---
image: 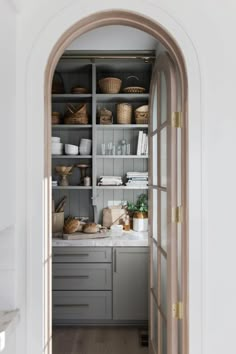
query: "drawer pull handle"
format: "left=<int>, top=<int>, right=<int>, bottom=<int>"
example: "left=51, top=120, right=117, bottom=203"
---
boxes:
left=54, top=304, right=89, bottom=308
left=114, top=249, right=117, bottom=273
left=54, top=253, right=89, bottom=257
left=54, top=275, right=89, bottom=279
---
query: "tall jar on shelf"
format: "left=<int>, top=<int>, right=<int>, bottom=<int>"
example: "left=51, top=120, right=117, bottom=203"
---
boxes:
left=127, top=194, right=148, bottom=232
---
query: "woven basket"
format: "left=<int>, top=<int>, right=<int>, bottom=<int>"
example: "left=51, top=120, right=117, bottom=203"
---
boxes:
left=135, top=105, right=149, bottom=124
left=64, top=103, right=88, bottom=125
left=99, top=77, right=122, bottom=94
left=52, top=112, right=61, bottom=125
left=117, top=103, right=132, bottom=124
left=123, top=76, right=145, bottom=94
left=99, top=108, right=113, bottom=125
left=71, top=87, right=88, bottom=94
left=52, top=72, right=65, bottom=94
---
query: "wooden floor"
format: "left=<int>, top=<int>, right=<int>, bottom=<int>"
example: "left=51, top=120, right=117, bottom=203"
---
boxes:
left=53, top=326, right=148, bottom=354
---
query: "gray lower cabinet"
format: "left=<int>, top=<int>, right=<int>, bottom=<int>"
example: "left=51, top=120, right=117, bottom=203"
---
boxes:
left=113, top=247, right=149, bottom=321
left=53, top=291, right=112, bottom=320
left=52, top=246, right=148, bottom=324
left=52, top=247, right=112, bottom=263
left=52, top=263, right=112, bottom=290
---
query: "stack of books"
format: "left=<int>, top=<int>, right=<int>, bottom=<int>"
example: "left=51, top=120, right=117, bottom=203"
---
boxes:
left=98, top=176, right=123, bottom=186
left=126, top=172, right=148, bottom=187
left=137, top=130, right=148, bottom=156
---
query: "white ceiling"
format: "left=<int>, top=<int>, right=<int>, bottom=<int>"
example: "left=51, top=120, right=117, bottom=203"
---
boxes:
left=66, top=25, right=159, bottom=51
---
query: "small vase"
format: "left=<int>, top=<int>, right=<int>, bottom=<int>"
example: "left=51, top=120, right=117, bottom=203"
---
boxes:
left=133, top=211, right=148, bottom=232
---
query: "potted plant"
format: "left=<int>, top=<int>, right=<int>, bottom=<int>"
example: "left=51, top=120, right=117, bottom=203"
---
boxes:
left=127, top=193, right=148, bottom=232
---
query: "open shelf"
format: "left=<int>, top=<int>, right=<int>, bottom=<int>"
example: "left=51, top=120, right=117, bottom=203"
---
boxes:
left=52, top=155, right=92, bottom=159
left=96, top=124, right=148, bottom=129
left=96, top=155, right=148, bottom=159
left=52, top=125, right=92, bottom=129
left=96, top=186, right=149, bottom=190
left=52, top=94, right=92, bottom=102
left=52, top=186, right=92, bottom=190
left=96, top=93, right=149, bottom=102
left=51, top=51, right=151, bottom=224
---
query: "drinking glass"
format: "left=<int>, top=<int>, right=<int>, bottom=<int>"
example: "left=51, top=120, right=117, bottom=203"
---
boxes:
left=126, top=143, right=131, bottom=155
left=101, top=143, right=106, bottom=155
left=107, top=142, right=113, bottom=155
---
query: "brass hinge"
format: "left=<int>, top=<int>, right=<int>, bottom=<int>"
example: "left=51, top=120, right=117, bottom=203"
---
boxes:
left=172, top=206, right=183, bottom=223
left=172, top=302, right=183, bottom=320
left=172, top=112, right=183, bottom=128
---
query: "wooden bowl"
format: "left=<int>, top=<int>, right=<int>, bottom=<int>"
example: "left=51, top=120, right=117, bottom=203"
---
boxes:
left=55, top=166, right=73, bottom=174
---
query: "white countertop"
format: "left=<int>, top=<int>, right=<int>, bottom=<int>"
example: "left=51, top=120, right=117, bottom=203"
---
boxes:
left=52, top=230, right=149, bottom=247
left=0, top=310, right=19, bottom=352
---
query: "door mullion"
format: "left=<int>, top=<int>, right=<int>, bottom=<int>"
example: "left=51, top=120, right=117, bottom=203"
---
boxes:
left=167, top=61, right=178, bottom=354
left=157, top=71, right=162, bottom=354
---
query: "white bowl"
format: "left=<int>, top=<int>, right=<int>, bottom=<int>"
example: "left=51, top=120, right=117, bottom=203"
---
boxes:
left=65, top=144, right=79, bottom=155
left=51, top=136, right=61, bottom=143
left=52, top=142, right=63, bottom=155
left=79, top=139, right=92, bottom=155
left=110, top=224, right=123, bottom=235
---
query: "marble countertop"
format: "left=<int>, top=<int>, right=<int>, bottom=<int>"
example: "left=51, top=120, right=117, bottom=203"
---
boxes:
left=0, top=310, right=19, bottom=352
left=52, top=230, right=149, bottom=247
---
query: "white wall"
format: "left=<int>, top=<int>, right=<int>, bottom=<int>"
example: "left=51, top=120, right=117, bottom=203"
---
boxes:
left=0, top=1, right=17, bottom=352
left=9, top=1, right=236, bottom=354
left=67, top=25, right=157, bottom=50
left=0, top=0, right=16, bottom=232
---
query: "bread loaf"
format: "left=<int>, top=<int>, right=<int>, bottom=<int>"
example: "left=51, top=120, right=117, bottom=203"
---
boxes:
left=63, top=217, right=80, bottom=234
left=82, top=223, right=99, bottom=234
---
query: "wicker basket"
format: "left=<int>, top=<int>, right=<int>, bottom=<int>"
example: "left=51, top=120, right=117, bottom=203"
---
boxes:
left=135, top=105, right=149, bottom=124
left=71, top=87, right=88, bottom=94
left=99, top=77, right=122, bottom=94
left=52, top=112, right=61, bottom=125
left=117, top=103, right=132, bottom=124
left=99, top=108, right=113, bottom=125
left=123, top=75, right=145, bottom=94
left=52, top=72, right=65, bottom=94
left=64, top=103, right=88, bottom=125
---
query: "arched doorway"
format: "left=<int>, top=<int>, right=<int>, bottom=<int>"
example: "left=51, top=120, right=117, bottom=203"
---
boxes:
left=44, top=11, right=188, bottom=354
left=21, top=2, right=206, bottom=351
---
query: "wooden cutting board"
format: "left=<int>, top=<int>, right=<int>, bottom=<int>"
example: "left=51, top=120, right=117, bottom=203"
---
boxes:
left=63, top=231, right=110, bottom=240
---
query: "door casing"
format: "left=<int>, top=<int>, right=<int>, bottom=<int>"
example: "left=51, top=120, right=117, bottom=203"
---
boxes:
left=43, top=10, right=188, bottom=354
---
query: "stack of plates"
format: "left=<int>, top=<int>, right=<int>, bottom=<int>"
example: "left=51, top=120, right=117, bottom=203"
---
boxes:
left=52, top=136, right=63, bottom=155
left=79, top=138, right=92, bottom=155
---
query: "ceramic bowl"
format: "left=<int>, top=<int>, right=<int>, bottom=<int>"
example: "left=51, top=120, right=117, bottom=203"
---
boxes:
left=79, top=139, right=92, bottom=155
left=51, top=136, right=61, bottom=143
left=52, top=142, right=63, bottom=155
left=110, top=224, right=123, bottom=235
left=65, top=144, right=79, bottom=155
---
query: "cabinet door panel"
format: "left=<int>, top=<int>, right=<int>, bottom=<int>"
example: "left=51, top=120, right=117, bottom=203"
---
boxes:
left=113, top=247, right=148, bottom=320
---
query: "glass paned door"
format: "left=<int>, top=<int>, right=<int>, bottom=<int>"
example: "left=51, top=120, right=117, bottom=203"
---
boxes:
left=149, top=52, right=181, bottom=354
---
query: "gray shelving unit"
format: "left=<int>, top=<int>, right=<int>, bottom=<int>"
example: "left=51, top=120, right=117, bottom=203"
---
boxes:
left=51, top=51, right=152, bottom=223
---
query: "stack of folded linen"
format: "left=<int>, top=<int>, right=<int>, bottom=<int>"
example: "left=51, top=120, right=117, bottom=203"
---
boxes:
left=126, top=172, right=148, bottom=187
left=52, top=180, right=58, bottom=187
left=98, top=176, right=123, bottom=186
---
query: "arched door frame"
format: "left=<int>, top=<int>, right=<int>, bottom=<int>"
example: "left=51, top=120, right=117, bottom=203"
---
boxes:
left=23, top=7, right=203, bottom=354
left=45, top=11, right=188, bottom=353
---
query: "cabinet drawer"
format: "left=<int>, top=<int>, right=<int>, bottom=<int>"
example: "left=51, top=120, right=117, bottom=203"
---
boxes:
left=53, top=291, right=112, bottom=320
left=52, top=263, right=112, bottom=290
left=52, top=247, right=112, bottom=263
